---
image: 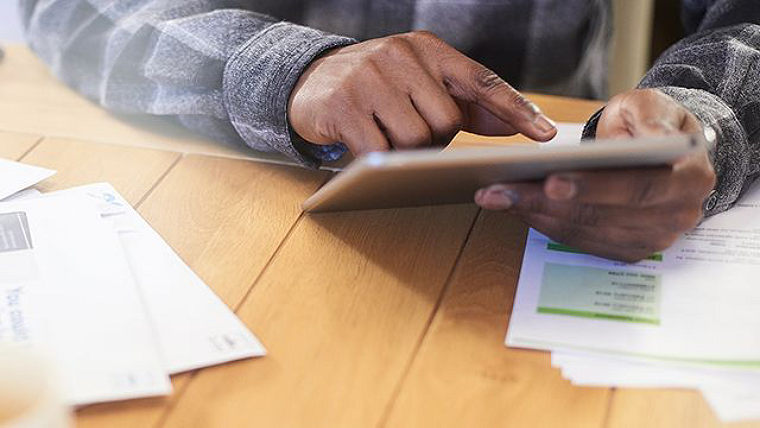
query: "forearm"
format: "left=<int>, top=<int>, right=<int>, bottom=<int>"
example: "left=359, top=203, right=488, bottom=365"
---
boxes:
left=19, top=0, right=354, bottom=166
left=637, top=1, right=760, bottom=215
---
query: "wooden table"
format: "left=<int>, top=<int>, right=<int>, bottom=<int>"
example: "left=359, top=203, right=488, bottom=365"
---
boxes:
left=0, top=44, right=753, bottom=428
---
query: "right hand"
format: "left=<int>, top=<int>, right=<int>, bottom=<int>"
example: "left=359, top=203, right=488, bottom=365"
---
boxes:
left=288, top=31, right=557, bottom=156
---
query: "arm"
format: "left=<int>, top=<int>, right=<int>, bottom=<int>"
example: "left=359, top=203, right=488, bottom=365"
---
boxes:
left=582, top=0, right=760, bottom=214
left=476, top=0, right=760, bottom=262
left=636, top=0, right=760, bottom=215
left=18, top=0, right=355, bottom=166
left=20, top=1, right=558, bottom=167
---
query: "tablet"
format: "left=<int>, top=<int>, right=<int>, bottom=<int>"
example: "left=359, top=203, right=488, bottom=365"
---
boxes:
left=303, top=130, right=714, bottom=213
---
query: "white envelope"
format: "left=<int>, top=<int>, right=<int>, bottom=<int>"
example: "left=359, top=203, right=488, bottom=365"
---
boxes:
left=49, top=184, right=266, bottom=373
left=0, top=158, right=55, bottom=200
left=0, top=194, right=171, bottom=405
left=1, top=188, right=42, bottom=202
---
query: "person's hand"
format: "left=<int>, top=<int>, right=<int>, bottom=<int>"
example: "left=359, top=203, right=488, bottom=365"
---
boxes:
left=475, top=89, right=716, bottom=262
left=288, top=31, right=557, bottom=156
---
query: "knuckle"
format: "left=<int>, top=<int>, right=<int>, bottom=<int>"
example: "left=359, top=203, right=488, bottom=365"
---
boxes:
left=555, top=226, right=582, bottom=246
left=629, top=177, right=659, bottom=206
left=376, top=36, right=413, bottom=59
left=352, top=56, right=382, bottom=79
left=321, top=86, right=349, bottom=111
left=395, top=126, right=432, bottom=148
left=472, top=67, right=507, bottom=95
left=313, top=115, right=341, bottom=141
left=470, top=66, right=529, bottom=110
left=360, top=62, right=387, bottom=86
left=437, top=108, right=465, bottom=136
left=405, top=30, right=441, bottom=44
left=506, top=89, right=533, bottom=112
left=569, top=204, right=600, bottom=226
left=523, top=195, right=549, bottom=216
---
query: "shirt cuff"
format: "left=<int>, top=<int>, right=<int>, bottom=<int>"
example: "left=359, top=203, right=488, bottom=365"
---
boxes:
left=653, top=86, right=749, bottom=216
left=581, top=107, right=605, bottom=140
left=223, top=22, right=355, bottom=168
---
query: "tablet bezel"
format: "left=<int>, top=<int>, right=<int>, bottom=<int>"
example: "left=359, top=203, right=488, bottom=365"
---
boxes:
left=303, top=131, right=713, bottom=213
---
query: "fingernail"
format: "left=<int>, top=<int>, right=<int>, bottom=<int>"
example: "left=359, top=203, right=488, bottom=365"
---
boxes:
left=521, top=102, right=542, bottom=122
left=534, top=114, right=557, bottom=134
left=481, top=188, right=519, bottom=210
left=546, top=175, right=577, bottom=201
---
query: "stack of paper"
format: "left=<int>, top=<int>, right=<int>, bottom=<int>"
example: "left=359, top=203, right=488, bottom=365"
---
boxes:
left=506, top=180, right=760, bottom=422
left=0, top=160, right=265, bottom=406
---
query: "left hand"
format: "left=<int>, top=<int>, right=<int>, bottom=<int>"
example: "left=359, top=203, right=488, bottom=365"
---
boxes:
left=474, top=89, right=716, bottom=262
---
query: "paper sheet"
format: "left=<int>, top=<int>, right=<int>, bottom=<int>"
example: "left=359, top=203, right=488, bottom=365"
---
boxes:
left=552, top=352, right=760, bottom=387
left=507, top=181, right=760, bottom=363
left=0, top=194, right=171, bottom=405
left=0, top=159, right=54, bottom=200
left=701, top=385, right=760, bottom=422
left=507, top=178, right=760, bottom=421
left=48, top=184, right=266, bottom=373
left=551, top=351, right=760, bottom=422
left=1, top=188, right=42, bottom=202
left=450, top=122, right=585, bottom=150
left=540, top=122, right=586, bottom=147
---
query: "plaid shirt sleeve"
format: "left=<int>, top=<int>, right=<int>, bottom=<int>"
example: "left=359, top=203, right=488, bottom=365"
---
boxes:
left=18, top=0, right=355, bottom=167
left=638, top=0, right=760, bottom=216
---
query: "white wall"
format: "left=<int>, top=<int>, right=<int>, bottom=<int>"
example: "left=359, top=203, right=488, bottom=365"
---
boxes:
left=0, top=2, right=25, bottom=42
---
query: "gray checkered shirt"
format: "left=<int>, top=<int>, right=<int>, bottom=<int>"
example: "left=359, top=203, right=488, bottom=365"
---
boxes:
left=18, top=0, right=760, bottom=215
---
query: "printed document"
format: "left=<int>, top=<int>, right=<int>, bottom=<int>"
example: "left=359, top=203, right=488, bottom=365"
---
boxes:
left=507, top=181, right=760, bottom=363
left=0, top=194, right=170, bottom=405
left=507, top=180, right=760, bottom=421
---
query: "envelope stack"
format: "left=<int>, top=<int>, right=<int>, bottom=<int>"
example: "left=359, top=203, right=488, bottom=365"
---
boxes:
left=506, top=181, right=760, bottom=422
left=0, top=159, right=265, bottom=405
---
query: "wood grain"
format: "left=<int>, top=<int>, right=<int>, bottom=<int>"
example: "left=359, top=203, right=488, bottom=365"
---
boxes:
left=21, top=137, right=179, bottom=204
left=74, top=156, right=329, bottom=428
left=3, top=40, right=753, bottom=426
left=383, top=97, right=612, bottom=427
left=161, top=204, right=479, bottom=428
left=383, top=211, right=611, bottom=428
left=0, top=131, right=40, bottom=160
left=137, top=155, right=329, bottom=308
left=0, top=45, right=293, bottom=164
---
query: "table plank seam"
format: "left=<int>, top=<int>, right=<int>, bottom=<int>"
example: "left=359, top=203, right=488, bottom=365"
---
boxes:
left=228, top=172, right=334, bottom=315
left=153, top=172, right=332, bottom=427
left=135, top=153, right=184, bottom=209
left=12, top=132, right=188, bottom=159
left=602, top=387, right=617, bottom=428
left=15, top=135, right=45, bottom=161
left=151, top=371, right=203, bottom=428
left=375, top=208, right=484, bottom=428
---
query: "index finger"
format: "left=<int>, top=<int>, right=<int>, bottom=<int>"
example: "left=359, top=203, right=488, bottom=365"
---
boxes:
left=439, top=56, right=557, bottom=141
